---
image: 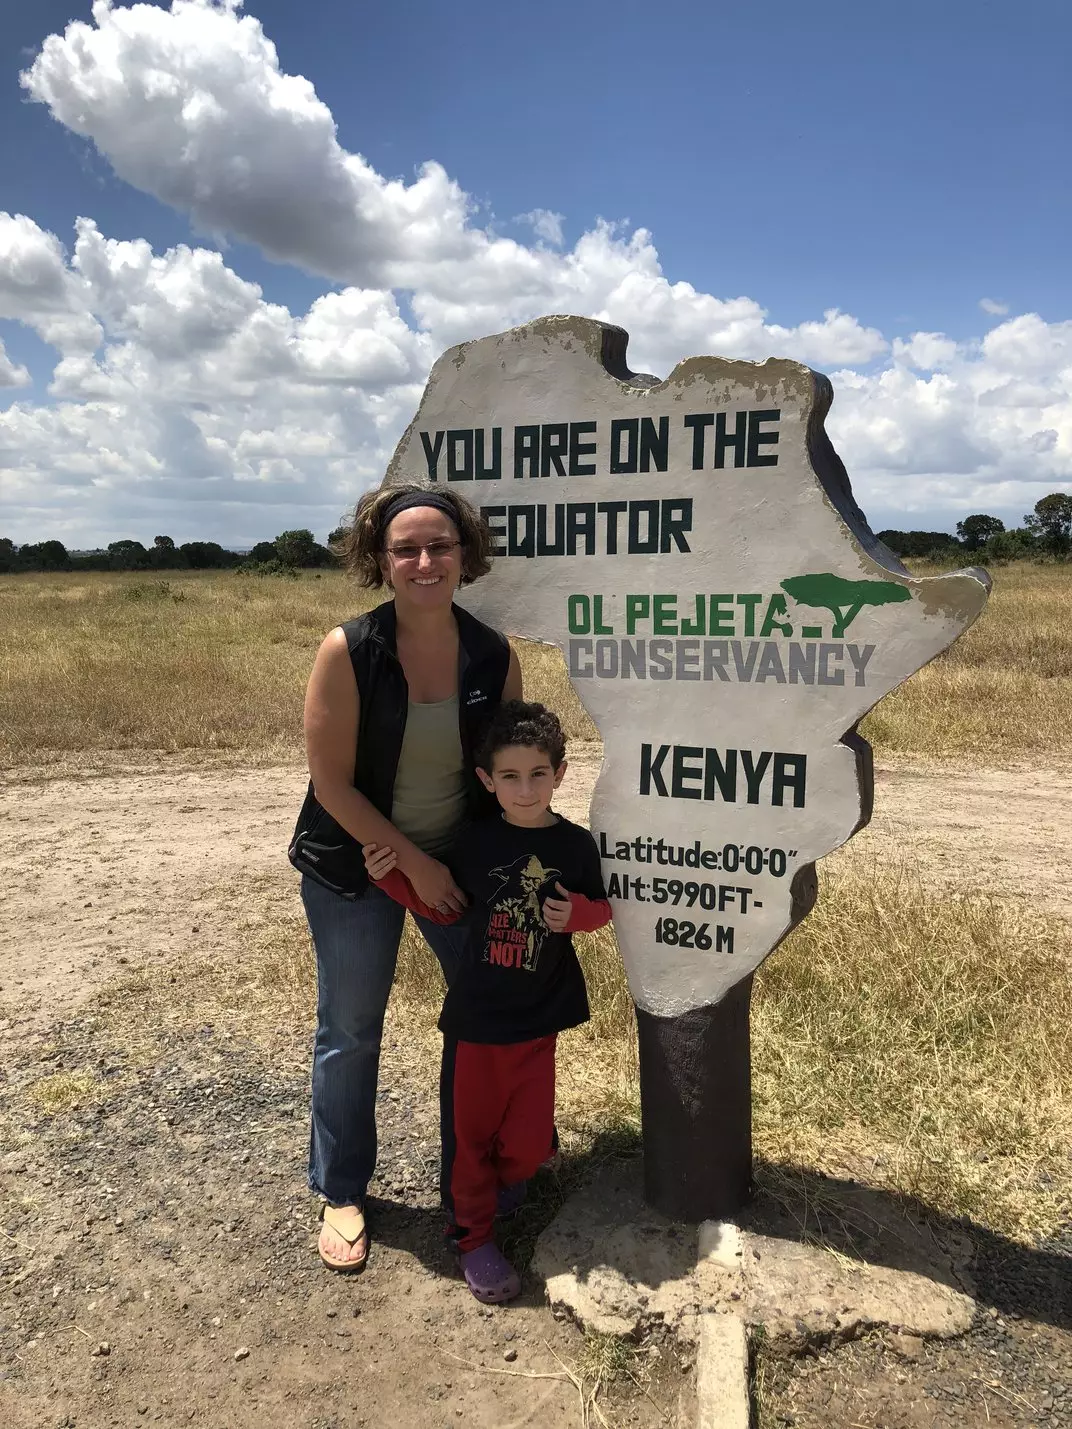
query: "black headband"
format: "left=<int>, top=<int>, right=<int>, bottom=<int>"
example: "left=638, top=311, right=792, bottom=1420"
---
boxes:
left=380, top=488, right=462, bottom=534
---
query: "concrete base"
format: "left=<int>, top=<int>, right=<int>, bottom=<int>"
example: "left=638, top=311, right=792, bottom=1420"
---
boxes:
left=532, top=1161, right=976, bottom=1352
left=696, top=1313, right=750, bottom=1429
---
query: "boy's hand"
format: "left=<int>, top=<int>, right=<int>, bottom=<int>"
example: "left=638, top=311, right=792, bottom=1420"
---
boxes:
left=363, top=842, right=398, bottom=881
left=542, top=882, right=573, bottom=932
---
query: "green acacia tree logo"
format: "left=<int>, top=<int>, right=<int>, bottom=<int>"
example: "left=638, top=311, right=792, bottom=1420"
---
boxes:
left=780, top=573, right=910, bottom=638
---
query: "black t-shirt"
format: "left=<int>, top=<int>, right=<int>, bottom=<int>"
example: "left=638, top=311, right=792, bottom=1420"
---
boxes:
left=438, top=814, right=607, bottom=1044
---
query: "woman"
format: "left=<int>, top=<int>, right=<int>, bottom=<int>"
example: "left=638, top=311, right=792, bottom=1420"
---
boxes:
left=290, top=484, right=522, bottom=1271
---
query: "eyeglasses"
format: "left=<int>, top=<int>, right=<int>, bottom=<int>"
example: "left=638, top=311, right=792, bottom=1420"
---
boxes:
left=385, top=539, right=463, bottom=562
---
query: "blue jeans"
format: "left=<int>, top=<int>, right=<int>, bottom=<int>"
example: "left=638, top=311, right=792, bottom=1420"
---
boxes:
left=301, top=875, right=470, bottom=1205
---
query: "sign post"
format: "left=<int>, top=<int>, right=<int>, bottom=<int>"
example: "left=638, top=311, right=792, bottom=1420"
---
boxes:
left=382, top=316, right=989, bottom=1222
left=635, top=978, right=755, bottom=1220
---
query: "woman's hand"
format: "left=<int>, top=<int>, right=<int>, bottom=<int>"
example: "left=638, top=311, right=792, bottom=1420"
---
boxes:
left=541, top=882, right=573, bottom=932
left=362, top=843, right=398, bottom=881
left=407, top=852, right=468, bottom=916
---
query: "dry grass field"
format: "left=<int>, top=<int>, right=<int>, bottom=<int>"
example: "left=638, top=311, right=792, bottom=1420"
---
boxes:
left=0, top=569, right=592, bottom=762
left=863, top=559, right=1072, bottom=757
left=2, top=560, right=1070, bottom=1249
left=2, top=560, right=1071, bottom=763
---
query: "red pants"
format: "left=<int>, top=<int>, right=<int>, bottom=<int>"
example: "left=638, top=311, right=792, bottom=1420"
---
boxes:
left=440, top=1035, right=557, bottom=1252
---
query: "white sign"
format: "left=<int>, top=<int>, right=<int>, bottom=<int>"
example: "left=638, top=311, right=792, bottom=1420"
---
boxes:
left=383, top=317, right=990, bottom=1016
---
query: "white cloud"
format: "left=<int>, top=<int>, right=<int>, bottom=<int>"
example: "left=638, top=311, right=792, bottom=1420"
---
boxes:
left=517, top=209, right=566, bottom=247
left=21, top=0, right=476, bottom=289
left=979, top=311, right=1072, bottom=379
left=0, top=212, right=102, bottom=353
left=891, top=332, right=958, bottom=371
left=14, top=2, right=890, bottom=371
left=0, top=338, right=30, bottom=388
left=980, top=297, right=1010, bottom=316
left=2, top=0, right=1069, bottom=546
left=0, top=208, right=437, bottom=542
left=828, top=314, right=1072, bottom=515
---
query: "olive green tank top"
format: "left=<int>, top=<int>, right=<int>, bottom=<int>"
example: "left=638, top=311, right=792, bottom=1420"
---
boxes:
left=390, top=697, right=468, bottom=858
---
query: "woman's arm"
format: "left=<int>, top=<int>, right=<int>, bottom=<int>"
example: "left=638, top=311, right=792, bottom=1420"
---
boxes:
left=304, top=628, right=467, bottom=912
left=503, top=643, right=523, bottom=702
left=370, top=868, right=460, bottom=926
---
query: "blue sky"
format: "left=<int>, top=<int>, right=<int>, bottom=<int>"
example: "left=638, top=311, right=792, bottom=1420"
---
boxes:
left=1, top=0, right=1069, bottom=545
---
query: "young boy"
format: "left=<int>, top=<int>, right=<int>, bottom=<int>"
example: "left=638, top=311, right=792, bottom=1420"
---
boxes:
left=362, top=700, right=611, bottom=1304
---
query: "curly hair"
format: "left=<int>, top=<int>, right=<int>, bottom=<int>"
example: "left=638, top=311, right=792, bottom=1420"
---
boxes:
left=478, top=700, right=567, bottom=772
left=337, top=483, right=493, bottom=588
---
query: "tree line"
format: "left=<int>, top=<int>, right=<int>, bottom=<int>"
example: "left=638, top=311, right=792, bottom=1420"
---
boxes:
left=879, top=494, right=1072, bottom=561
left=4, top=494, right=1071, bottom=573
left=0, top=527, right=347, bottom=574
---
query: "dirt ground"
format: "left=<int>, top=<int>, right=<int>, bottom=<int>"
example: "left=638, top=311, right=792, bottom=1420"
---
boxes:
left=2, top=749, right=1071, bottom=1427
left=4, top=749, right=1070, bottom=1024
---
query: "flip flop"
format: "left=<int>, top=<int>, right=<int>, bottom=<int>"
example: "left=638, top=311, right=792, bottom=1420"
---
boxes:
left=318, top=1202, right=369, bottom=1273
left=496, top=1179, right=529, bottom=1218
left=459, top=1243, right=521, bottom=1304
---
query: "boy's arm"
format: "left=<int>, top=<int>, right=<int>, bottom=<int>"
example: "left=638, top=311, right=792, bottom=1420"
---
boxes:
left=540, top=827, right=612, bottom=933
left=374, top=869, right=461, bottom=925
left=566, top=826, right=612, bottom=931
left=564, top=891, right=612, bottom=933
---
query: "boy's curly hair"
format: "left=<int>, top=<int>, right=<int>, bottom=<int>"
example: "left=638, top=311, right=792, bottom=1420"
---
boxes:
left=478, top=700, right=567, bottom=772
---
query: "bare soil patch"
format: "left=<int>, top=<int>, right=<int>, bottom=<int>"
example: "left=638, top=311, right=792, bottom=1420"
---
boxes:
left=0, top=748, right=1064, bottom=1026
left=865, top=758, right=1072, bottom=916
left=0, top=745, right=603, bottom=1027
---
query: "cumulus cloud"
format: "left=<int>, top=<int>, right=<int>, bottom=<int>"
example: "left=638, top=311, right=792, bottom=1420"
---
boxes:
left=0, top=212, right=101, bottom=353
left=21, top=0, right=478, bottom=288
left=891, top=332, right=958, bottom=371
left=2, top=0, right=1069, bottom=545
left=0, top=339, right=31, bottom=389
left=16, top=2, right=889, bottom=371
left=0, top=209, right=440, bottom=544
left=828, top=316, right=1072, bottom=513
left=517, top=209, right=566, bottom=247
left=980, top=297, right=1010, bottom=316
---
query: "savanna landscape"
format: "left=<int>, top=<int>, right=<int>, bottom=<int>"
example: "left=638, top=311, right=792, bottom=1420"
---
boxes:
left=1, top=560, right=1070, bottom=1428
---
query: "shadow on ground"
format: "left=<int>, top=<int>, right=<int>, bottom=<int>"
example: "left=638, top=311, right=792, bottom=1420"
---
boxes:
left=744, top=1160, right=1072, bottom=1332
left=375, top=1119, right=1072, bottom=1335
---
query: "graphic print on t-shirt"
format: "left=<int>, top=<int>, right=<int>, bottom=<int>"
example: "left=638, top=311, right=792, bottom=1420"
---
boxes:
left=485, top=853, right=562, bottom=972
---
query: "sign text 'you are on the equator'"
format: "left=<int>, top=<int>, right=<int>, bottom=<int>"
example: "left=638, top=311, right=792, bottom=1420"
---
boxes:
left=384, top=317, right=989, bottom=1016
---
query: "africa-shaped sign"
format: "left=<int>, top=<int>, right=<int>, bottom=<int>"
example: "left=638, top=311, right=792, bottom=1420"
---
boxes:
left=383, top=316, right=990, bottom=1016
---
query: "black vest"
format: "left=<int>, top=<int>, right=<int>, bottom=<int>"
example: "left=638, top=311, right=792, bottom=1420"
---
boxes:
left=289, top=601, right=511, bottom=899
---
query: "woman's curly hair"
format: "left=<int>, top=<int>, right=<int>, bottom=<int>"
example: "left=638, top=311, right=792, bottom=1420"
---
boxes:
left=478, top=700, right=567, bottom=772
left=337, top=483, right=493, bottom=588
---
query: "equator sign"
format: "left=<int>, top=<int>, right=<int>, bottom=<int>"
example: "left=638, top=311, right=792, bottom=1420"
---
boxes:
left=382, top=315, right=989, bottom=1220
